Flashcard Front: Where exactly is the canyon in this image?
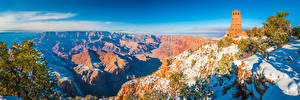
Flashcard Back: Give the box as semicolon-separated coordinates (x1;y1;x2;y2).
31;31;206;97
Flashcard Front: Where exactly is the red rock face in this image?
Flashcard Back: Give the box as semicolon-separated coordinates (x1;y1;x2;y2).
117;80;148;100
72;50;95;71
49;32;160;58
149;35;206;59
116;59;172;99
96;51;130;75
71;49;131;84
40;31;205;61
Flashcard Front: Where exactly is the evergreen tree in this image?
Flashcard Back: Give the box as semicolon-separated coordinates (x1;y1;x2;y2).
217;37;233;48
291;26;300;38
246;27;264;38
263;12;290;48
0;40;62;99
238;38;249;53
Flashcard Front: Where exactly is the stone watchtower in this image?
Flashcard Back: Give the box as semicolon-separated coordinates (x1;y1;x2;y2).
225;10;247;38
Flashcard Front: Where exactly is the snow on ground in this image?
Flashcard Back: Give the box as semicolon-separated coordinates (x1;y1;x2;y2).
139;43;241;94
0;96;23;100
130;42;240;95
178;44;239;86
261;62;298;95
263;84;300;100
122;39;299;99
232;40;300;98
172;39;300;98
261;40;300;98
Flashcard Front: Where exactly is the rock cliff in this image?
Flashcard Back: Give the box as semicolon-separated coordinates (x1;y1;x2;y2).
33;31;206;97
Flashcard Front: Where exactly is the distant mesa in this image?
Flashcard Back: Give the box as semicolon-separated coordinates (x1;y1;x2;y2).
225;10;248;38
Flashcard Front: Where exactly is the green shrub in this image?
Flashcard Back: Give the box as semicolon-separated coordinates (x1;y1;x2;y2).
191;60;196;67
84;94;98;100
246;27;264;38
178;79;213;99
0;40;62;99
71;95;99;100
249;38;261;52
193;76;199;81
271;31;289;48
291;26;300;37
169;72;184;88
263;12;290;48
238;38;249;53
143;90;167;100
260;43;269;51
124;93;137;100
218;37;233;48
217;54;234;75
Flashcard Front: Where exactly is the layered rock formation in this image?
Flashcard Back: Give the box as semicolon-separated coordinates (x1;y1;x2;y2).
35;31;161;58
149;35;207;59
71;49;131;84
32;31;206;97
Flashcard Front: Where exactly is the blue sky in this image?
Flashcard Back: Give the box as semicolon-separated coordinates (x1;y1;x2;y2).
0;0;298;34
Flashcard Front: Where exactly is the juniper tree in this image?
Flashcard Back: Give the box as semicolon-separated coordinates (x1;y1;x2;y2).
263;12;290;48
291;26;300;38
0;40;62;99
